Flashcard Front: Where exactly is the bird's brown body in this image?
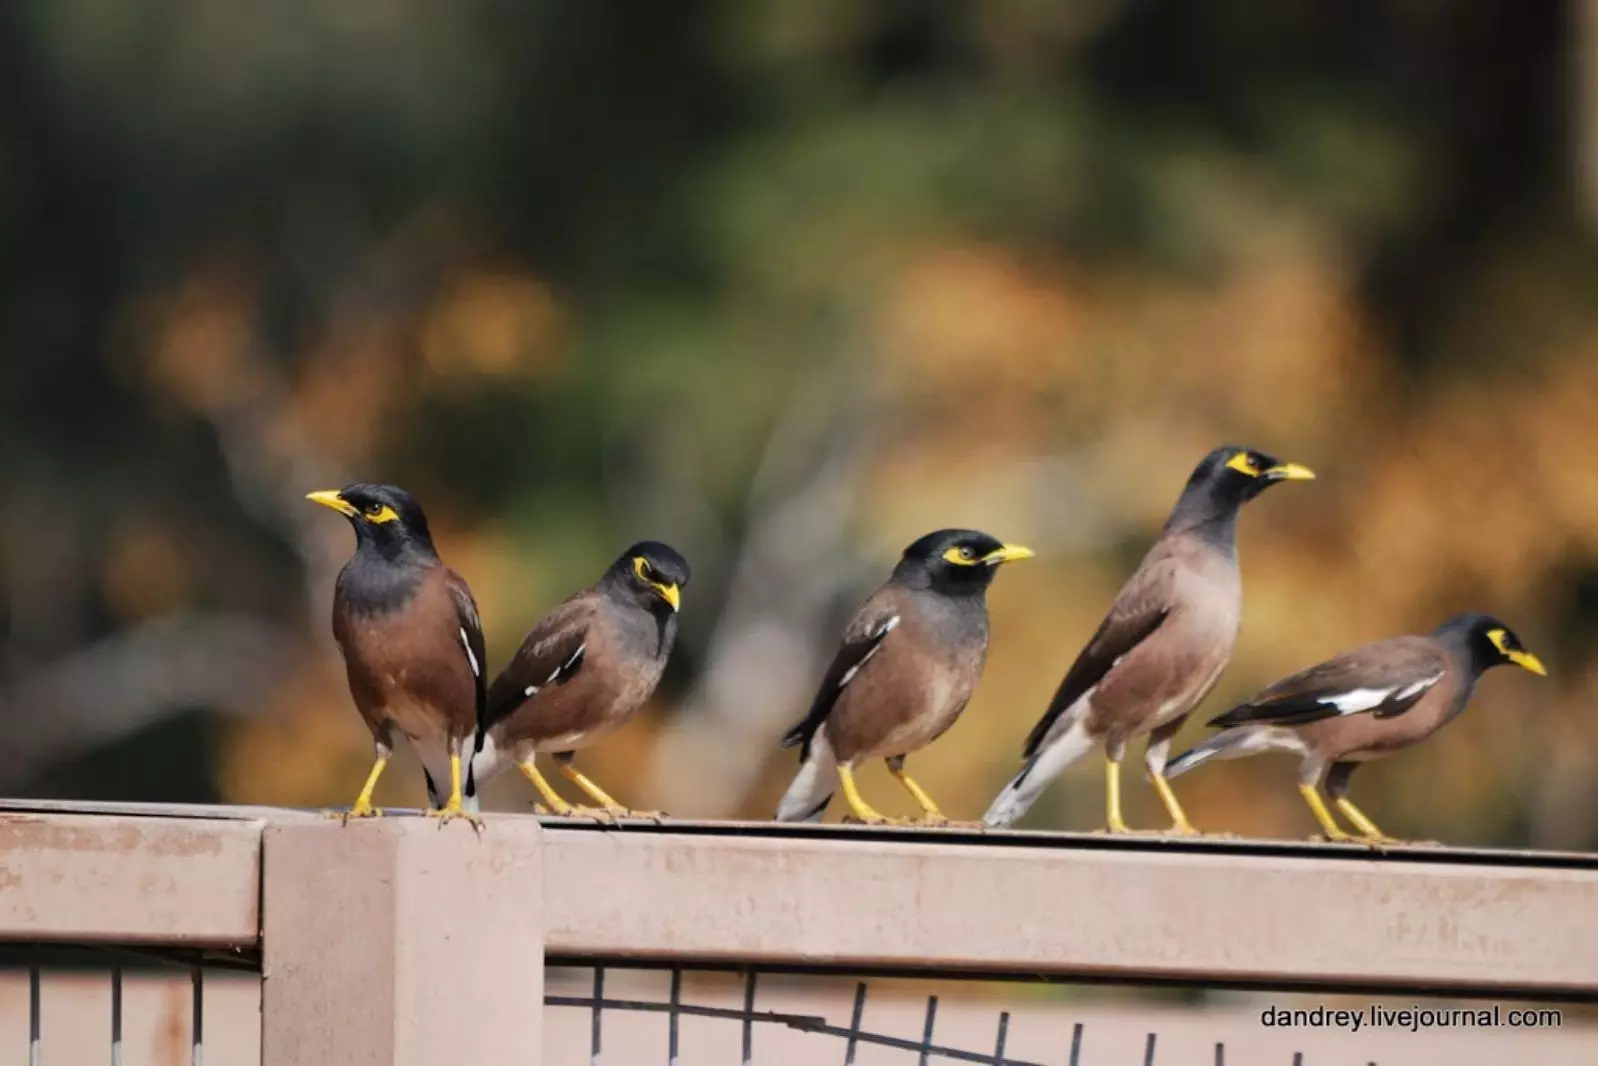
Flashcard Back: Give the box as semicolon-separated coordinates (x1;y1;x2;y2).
1166;614;1546;842
776;529;1032;825
1065;536;1240;758
308;483;486;823
479;590;672;760
985;446;1314;830
471;542;688;817
1278;637;1461;763
334;565;481;755
820;585;989;765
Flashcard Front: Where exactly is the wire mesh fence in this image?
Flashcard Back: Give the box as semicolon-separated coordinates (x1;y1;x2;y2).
540;964;1360;1066
0;945;260;1066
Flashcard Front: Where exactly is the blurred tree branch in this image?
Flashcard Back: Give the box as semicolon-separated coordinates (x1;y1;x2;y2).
0;612;298;790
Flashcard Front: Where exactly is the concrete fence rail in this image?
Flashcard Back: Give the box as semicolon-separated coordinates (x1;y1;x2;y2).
1;800;1595;1064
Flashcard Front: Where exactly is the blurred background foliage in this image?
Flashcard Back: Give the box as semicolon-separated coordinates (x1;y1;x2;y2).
3;0;1597;849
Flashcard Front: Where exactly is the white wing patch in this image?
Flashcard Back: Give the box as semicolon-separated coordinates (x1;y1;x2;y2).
837;615;899;689
524;642;587;699
1317;671;1442;715
459;627;480;677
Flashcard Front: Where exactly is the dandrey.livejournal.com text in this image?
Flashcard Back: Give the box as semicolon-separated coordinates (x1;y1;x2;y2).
1260;1004;1562;1034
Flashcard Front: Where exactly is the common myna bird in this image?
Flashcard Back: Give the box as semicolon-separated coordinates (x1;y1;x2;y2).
307;483;486;824
469;542;689;819
775;529;1033;825
983;446;1314;831
1163;613;1546;843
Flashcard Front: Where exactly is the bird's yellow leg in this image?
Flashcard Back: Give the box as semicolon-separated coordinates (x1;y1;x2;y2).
1149;771;1198;835
1105;758;1130;833
518;761;573;816
887;763;947;825
553;760;663;821
839;764;898;825
1335;798;1396;844
1299;784;1353;841
333;755;388;821
426;753;484;827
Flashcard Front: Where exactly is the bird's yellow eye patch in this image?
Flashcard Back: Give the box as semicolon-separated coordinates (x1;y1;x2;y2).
364;504;400;524
633;556;681;610
1225;452;1262;477
943;543;1034;566
1488;628;1547;675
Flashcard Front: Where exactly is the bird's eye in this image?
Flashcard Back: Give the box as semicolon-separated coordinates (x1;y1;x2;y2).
362;501;383;517
641;563;659;583
958;545;976;560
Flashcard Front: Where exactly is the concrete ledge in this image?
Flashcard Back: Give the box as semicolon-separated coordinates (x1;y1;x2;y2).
0;811;262;948
539;828;1598;996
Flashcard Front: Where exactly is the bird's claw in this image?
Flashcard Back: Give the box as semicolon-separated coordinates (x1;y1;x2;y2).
328;804;383;824
564;805;626;824
426;805;485;832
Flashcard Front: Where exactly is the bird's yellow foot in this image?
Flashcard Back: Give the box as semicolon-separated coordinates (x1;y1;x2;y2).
615;808;667;822
426;801;484;829
1161;821;1201;837
327;801;384;823
842;813;920;826
560;804;628;823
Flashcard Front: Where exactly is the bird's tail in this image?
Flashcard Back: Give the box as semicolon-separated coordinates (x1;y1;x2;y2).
982;717;1094;828
775;732;840;823
1165;726;1297;779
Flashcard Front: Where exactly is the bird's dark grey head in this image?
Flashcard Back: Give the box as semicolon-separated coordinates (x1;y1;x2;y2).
893;529;1034;596
605;541;690;615
1435;613;1547;678
1165;445;1315;542
306;483;438;562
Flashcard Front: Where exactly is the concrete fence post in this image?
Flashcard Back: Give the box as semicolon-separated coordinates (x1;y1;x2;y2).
260;817;544;1066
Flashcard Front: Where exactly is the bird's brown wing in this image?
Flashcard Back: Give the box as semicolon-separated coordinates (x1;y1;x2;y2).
1209;636;1448;728
1023;557;1175;756
445;568;489;734
482;593;597;734
780;587;905;759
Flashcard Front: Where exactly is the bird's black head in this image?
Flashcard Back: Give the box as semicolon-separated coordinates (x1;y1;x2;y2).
1166;445;1315;540
306;483;438;562
604;541;691;615
1435;613;1547;678
892;529;1034;596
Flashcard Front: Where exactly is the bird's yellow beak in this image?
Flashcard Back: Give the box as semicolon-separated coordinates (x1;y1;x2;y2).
655;583;681;612
1264;462;1316;481
1509;650;1548;676
982;544;1036;565
306;490;358;518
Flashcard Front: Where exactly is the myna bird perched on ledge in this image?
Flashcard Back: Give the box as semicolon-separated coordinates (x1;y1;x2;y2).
470;542;689;820
775;529;1033;825
307;484;486;825
983;446;1314;832
1164;613;1546;844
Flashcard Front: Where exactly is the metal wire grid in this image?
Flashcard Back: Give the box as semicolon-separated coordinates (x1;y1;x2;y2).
3;946;233;1066
544;964;1336;1066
